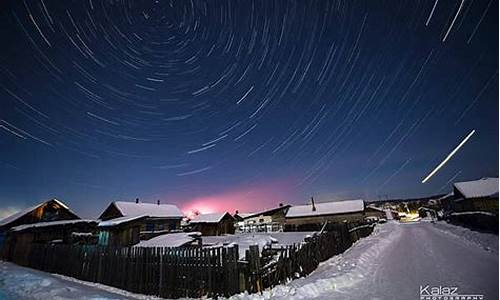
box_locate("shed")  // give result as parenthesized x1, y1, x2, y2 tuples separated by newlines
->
(98, 215, 147, 247)
(237, 204, 291, 232)
(189, 212, 235, 236)
(3, 219, 97, 264)
(285, 199, 366, 231)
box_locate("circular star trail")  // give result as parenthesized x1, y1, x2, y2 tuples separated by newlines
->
(0, 0, 497, 216)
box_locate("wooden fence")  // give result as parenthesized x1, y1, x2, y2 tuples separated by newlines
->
(6, 244, 240, 299)
(241, 222, 375, 293)
(2, 222, 375, 298)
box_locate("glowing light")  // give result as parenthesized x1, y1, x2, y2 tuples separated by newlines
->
(179, 180, 295, 216)
(421, 129, 476, 183)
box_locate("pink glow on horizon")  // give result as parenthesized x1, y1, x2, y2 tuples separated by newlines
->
(180, 180, 296, 216)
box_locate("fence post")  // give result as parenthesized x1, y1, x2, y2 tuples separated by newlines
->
(229, 244, 238, 295)
(247, 245, 261, 294)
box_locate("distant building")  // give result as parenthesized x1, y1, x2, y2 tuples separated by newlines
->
(284, 199, 367, 231)
(189, 212, 235, 236)
(364, 205, 388, 221)
(236, 204, 291, 232)
(97, 215, 147, 247)
(0, 198, 80, 248)
(98, 199, 184, 238)
(450, 177, 499, 214)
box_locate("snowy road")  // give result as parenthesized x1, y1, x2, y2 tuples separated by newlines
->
(233, 221, 498, 300)
(1, 221, 498, 300)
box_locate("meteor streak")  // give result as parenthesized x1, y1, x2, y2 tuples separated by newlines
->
(421, 130, 476, 183)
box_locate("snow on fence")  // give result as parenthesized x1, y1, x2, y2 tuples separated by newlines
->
(1, 222, 375, 298)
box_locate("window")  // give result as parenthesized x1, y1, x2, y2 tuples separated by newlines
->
(145, 223, 154, 232)
(169, 222, 176, 230)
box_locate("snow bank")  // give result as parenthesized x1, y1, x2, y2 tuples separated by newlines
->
(432, 221, 498, 254)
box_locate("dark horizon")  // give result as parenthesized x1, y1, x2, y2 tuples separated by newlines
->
(0, 0, 498, 219)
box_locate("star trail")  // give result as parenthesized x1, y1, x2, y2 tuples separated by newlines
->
(0, 0, 498, 218)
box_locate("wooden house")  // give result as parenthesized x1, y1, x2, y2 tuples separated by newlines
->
(285, 199, 367, 231)
(364, 205, 387, 221)
(450, 178, 499, 214)
(3, 219, 97, 263)
(189, 212, 235, 236)
(97, 215, 147, 247)
(237, 204, 291, 232)
(0, 198, 79, 248)
(98, 199, 184, 239)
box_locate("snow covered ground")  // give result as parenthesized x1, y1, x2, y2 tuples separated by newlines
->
(0, 261, 162, 300)
(0, 221, 497, 300)
(230, 221, 498, 300)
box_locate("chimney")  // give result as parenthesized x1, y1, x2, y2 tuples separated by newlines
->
(311, 197, 316, 211)
(235, 210, 239, 215)
(157, 199, 160, 205)
(135, 198, 139, 204)
(279, 203, 283, 207)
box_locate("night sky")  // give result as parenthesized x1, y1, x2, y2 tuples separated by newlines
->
(0, 0, 498, 219)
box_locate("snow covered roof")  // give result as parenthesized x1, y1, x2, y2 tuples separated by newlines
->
(0, 198, 77, 228)
(286, 199, 365, 218)
(113, 201, 183, 219)
(190, 212, 234, 224)
(98, 215, 146, 227)
(242, 205, 291, 219)
(236, 213, 254, 219)
(366, 205, 384, 212)
(11, 219, 96, 232)
(135, 232, 201, 248)
(453, 178, 499, 199)
(436, 192, 454, 201)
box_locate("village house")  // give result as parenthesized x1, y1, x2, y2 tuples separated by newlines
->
(449, 177, 499, 214)
(438, 177, 499, 231)
(364, 205, 388, 221)
(284, 199, 368, 231)
(189, 212, 235, 236)
(0, 198, 80, 248)
(236, 204, 291, 232)
(98, 199, 184, 239)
